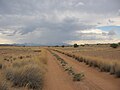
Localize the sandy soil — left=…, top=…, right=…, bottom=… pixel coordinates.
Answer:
left=43, top=51, right=80, bottom=90
left=52, top=50, right=120, bottom=90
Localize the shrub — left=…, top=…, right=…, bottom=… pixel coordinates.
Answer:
left=80, top=45, right=85, bottom=47
left=103, top=63, right=111, bottom=72
left=118, top=42, right=120, bottom=45
left=0, top=75, right=8, bottom=90
left=74, top=44, right=79, bottom=48
left=61, top=45, right=65, bottom=48
left=110, top=43, right=119, bottom=48
left=114, top=63, right=120, bottom=77
left=19, top=56, right=23, bottom=59
left=110, top=64, right=115, bottom=74
left=12, top=60, right=30, bottom=68
left=79, top=57, right=84, bottom=62
left=12, top=65, right=43, bottom=89
left=0, top=81, right=8, bottom=90
left=0, top=63, right=2, bottom=69
left=5, top=64, right=44, bottom=89
left=73, top=73, right=84, bottom=81
left=5, top=68, right=14, bottom=80
left=98, top=62, right=111, bottom=72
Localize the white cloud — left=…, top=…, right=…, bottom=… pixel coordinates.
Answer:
left=75, top=2, right=84, bottom=6
left=76, top=29, right=106, bottom=34
left=75, top=29, right=117, bottom=42
left=68, top=39, right=120, bottom=45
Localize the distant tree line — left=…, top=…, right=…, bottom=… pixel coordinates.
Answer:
left=50, top=42, right=120, bottom=49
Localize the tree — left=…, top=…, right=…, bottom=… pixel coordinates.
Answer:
left=62, top=45, right=65, bottom=48
left=74, top=43, right=79, bottom=48
left=110, top=43, right=118, bottom=48
left=118, top=42, right=120, bottom=45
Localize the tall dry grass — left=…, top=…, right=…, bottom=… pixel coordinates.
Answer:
left=5, top=58, right=44, bottom=89
left=0, top=74, right=8, bottom=90
left=39, top=49, right=48, bottom=65
left=53, top=49, right=120, bottom=77
left=3, top=48, right=47, bottom=89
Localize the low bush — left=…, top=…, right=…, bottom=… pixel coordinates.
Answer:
left=5, top=60, right=43, bottom=90
left=114, top=63, right=120, bottom=77
left=0, top=81, right=8, bottom=90
left=79, top=57, right=84, bottom=62
left=54, top=49, right=120, bottom=78
left=5, top=62, right=44, bottom=89
left=0, top=63, right=2, bottom=69
left=12, top=65, right=43, bottom=89
left=74, top=44, right=79, bottom=48
left=110, top=43, right=119, bottom=48
left=73, top=73, right=85, bottom=81
left=5, top=68, right=14, bottom=80
left=110, top=63, right=115, bottom=74
left=50, top=50, right=85, bottom=81
left=0, top=75, right=8, bottom=90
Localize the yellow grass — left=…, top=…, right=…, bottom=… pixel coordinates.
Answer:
left=53, top=46, right=120, bottom=77
left=0, top=46, right=48, bottom=89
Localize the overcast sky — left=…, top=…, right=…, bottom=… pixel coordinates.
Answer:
left=0, top=0, right=120, bottom=45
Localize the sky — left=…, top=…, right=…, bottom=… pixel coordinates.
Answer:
left=0, top=0, right=120, bottom=45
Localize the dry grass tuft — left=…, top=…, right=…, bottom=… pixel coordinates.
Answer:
left=0, top=74, right=8, bottom=90
left=0, top=81, right=8, bottom=90
left=0, top=63, right=2, bottom=69
left=4, top=52, right=46, bottom=90
left=114, top=63, right=120, bottom=77
left=5, top=61, right=44, bottom=89
left=53, top=49, right=120, bottom=78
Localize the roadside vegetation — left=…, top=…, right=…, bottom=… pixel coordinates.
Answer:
left=52, top=48, right=120, bottom=78
left=74, top=43, right=79, bottom=48
left=0, top=74, right=8, bottom=90
left=48, top=49, right=85, bottom=81
left=110, top=43, right=119, bottom=48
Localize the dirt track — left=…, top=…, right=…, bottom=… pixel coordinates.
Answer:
left=44, top=50, right=120, bottom=90
left=43, top=51, right=80, bottom=90
left=53, top=50, right=120, bottom=90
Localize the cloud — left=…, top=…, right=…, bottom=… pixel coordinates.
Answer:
left=108, top=30, right=116, bottom=35
left=0, top=0, right=120, bottom=44
left=68, top=39, right=120, bottom=45
left=75, top=29, right=116, bottom=40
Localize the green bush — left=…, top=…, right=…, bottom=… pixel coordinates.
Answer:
left=110, top=43, right=119, bottom=48
left=74, top=44, right=79, bottom=48
left=61, top=45, right=65, bottom=48
left=118, top=42, right=120, bottom=45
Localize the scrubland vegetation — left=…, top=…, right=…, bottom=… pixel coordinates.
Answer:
left=0, top=74, right=8, bottom=90
left=0, top=46, right=47, bottom=90
left=0, top=44, right=120, bottom=90
left=51, top=44, right=120, bottom=78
